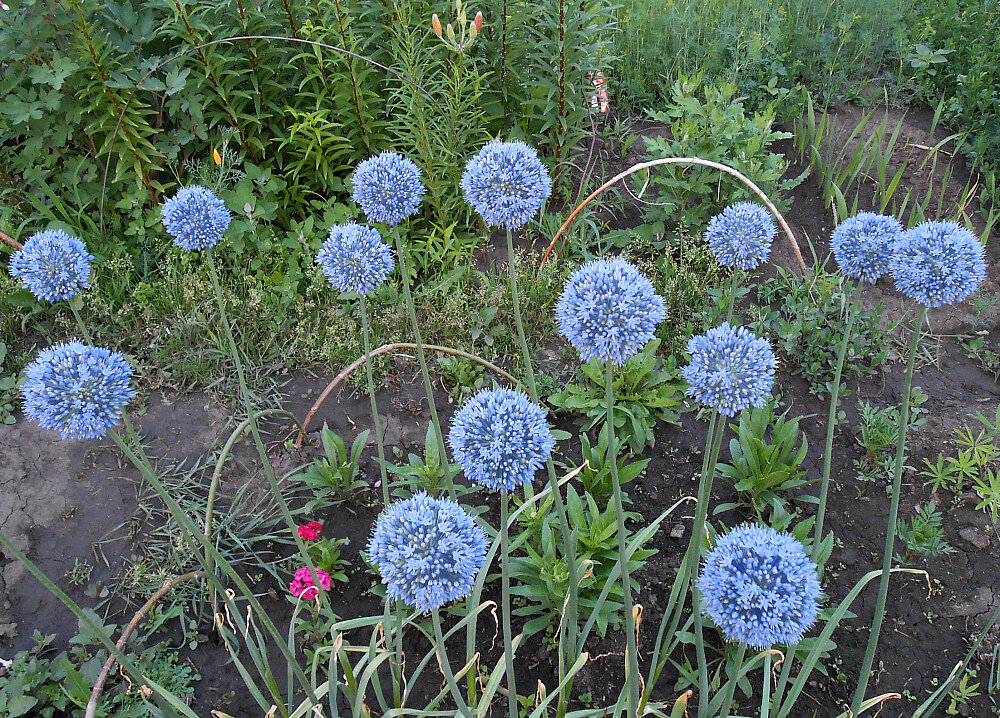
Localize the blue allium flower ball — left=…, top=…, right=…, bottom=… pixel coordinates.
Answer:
left=351, top=152, right=425, bottom=226
left=698, top=524, right=821, bottom=648
left=449, top=388, right=555, bottom=492
left=461, top=140, right=552, bottom=229
left=23, top=341, right=135, bottom=440
left=10, top=230, right=94, bottom=302
left=555, top=259, right=665, bottom=365
left=705, top=202, right=777, bottom=270
left=368, top=492, right=488, bottom=612
left=890, top=220, right=987, bottom=307
left=683, top=322, right=777, bottom=416
left=830, top=212, right=903, bottom=283
left=315, top=222, right=394, bottom=295
left=161, top=185, right=232, bottom=251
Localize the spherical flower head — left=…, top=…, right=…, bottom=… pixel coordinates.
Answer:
left=555, top=259, right=666, bottom=365
left=368, top=492, right=488, bottom=612
left=351, top=152, right=425, bottom=226
left=890, top=220, right=986, bottom=307
left=705, top=202, right=777, bottom=270
left=448, top=388, right=555, bottom=492
left=161, top=185, right=231, bottom=251
left=698, top=523, right=821, bottom=648
left=289, top=566, right=333, bottom=601
left=10, top=230, right=93, bottom=302
left=316, top=223, right=394, bottom=295
left=297, top=521, right=323, bottom=541
left=682, top=322, right=776, bottom=416
left=461, top=140, right=552, bottom=229
left=830, top=212, right=903, bottom=283
left=22, top=341, right=135, bottom=440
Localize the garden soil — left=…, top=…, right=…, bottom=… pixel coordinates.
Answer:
left=2, top=104, right=1000, bottom=716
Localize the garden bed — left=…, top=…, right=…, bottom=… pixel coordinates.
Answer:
left=2, top=104, right=999, bottom=717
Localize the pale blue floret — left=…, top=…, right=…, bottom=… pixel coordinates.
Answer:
left=555, top=259, right=666, bottom=366
left=22, top=341, right=135, bottom=440
left=10, top=230, right=93, bottom=302
left=461, top=140, right=552, bottom=229
left=449, top=388, right=555, bottom=492
left=830, top=212, right=903, bottom=283
left=698, top=523, right=822, bottom=649
left=368, top=492, right=488, bottom=612
left=705, top=202, right=777, bottom=270
left=315, top=222, right=394, bottom=295
left=161, top=185, right=232, bottom=251
left=351, top=152, right=425, bottom=226
left=889, top=220, right=986, bottom=307
left=682, top=322, right=777, bottom=417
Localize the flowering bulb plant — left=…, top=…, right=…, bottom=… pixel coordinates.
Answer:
left=10, top=229, right=93, bottom=302
left=161, top=185, right=232, bottom=251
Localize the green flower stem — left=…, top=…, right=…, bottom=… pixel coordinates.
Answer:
left=850, top=303, right=928, bottom=714
left=812, top=284, right=860, bottom=563
left=505, top=226, right=579, bottom=705
left=606, top=361, right=639, bottom=716
left=691, top=411, right=727, bottom=717
left=360, top=295, right=391, bottom=507
left=501, top=491, right=517, bottom=718
left=391, top=226, right=455, bottom=501
left=205, top=248, right=334, bottom=623
left=432, top=609, right=474, bottom=718
left=725, top=269, right=741, bottom=323
left=761, top=650, right=773, bottom=718
left=717, top=642, right=748, bottom=718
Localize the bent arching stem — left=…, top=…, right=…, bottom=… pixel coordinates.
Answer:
left=295, top=343, right=520, bottom=447
left=85, top=571, right=207, bottom=718
left=539, top=157, right=805, bottom=273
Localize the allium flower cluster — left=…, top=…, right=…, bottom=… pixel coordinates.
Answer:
left=315, top=223, right=394, bottom=295
left=830, top=212, right=903, bottom=283
left=351, top=152, right=425, bottom=226
left=683, top=322, right=777, bottom=416
left=289, top=566, right=333, bottom=601
left=698, top=524, right=821, bottom=648
left=461, top=140, right=552, bottom=229
left=23, top=341, right=135, bottom=440
left=368, top=492, right=488, bottom=612
left=890, top=220, right=987, bottom=307
left=10, top=230, right=93, bottom=302
left=555, top=259, right=666, bottom=365
left=705, top=202, right=777, bottom=270
left=297, top=521, right=323, bottom=541
left=448, top=389, right=555, bottom=492
left=161, top=185, right=232, bottom=251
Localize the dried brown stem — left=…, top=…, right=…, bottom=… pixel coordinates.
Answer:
left=85, top=571, right=207, bottom=718
left=295, top=343, right=519, bottom=448
left=539, top=157, right=806, bottom=273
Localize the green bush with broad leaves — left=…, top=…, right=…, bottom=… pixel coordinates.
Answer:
left=752, top=264, right=892, bottom=395
left=714, top=401, right=816, bottom=530
left=637, top=75, right=804, bottom=229
left=548, top=339, right=685, bottom=453
left=509, top=485, right=660, bottom=638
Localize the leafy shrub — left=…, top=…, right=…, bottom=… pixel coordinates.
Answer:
left=752, top=265, right=892, bottom=395
left=714, top=401, right=815, bottom=529
left=297, top=424, right=370, bottom=506
left=575, top=430, right=650, bottom=507
left=638, top=75, right=802, bottom=229
left=548, top=339, right=685, bottom=453
left=509, top=485, right=658, bottom=638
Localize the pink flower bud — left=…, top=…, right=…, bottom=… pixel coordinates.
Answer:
left=432, top=13, right=443, bottom=38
